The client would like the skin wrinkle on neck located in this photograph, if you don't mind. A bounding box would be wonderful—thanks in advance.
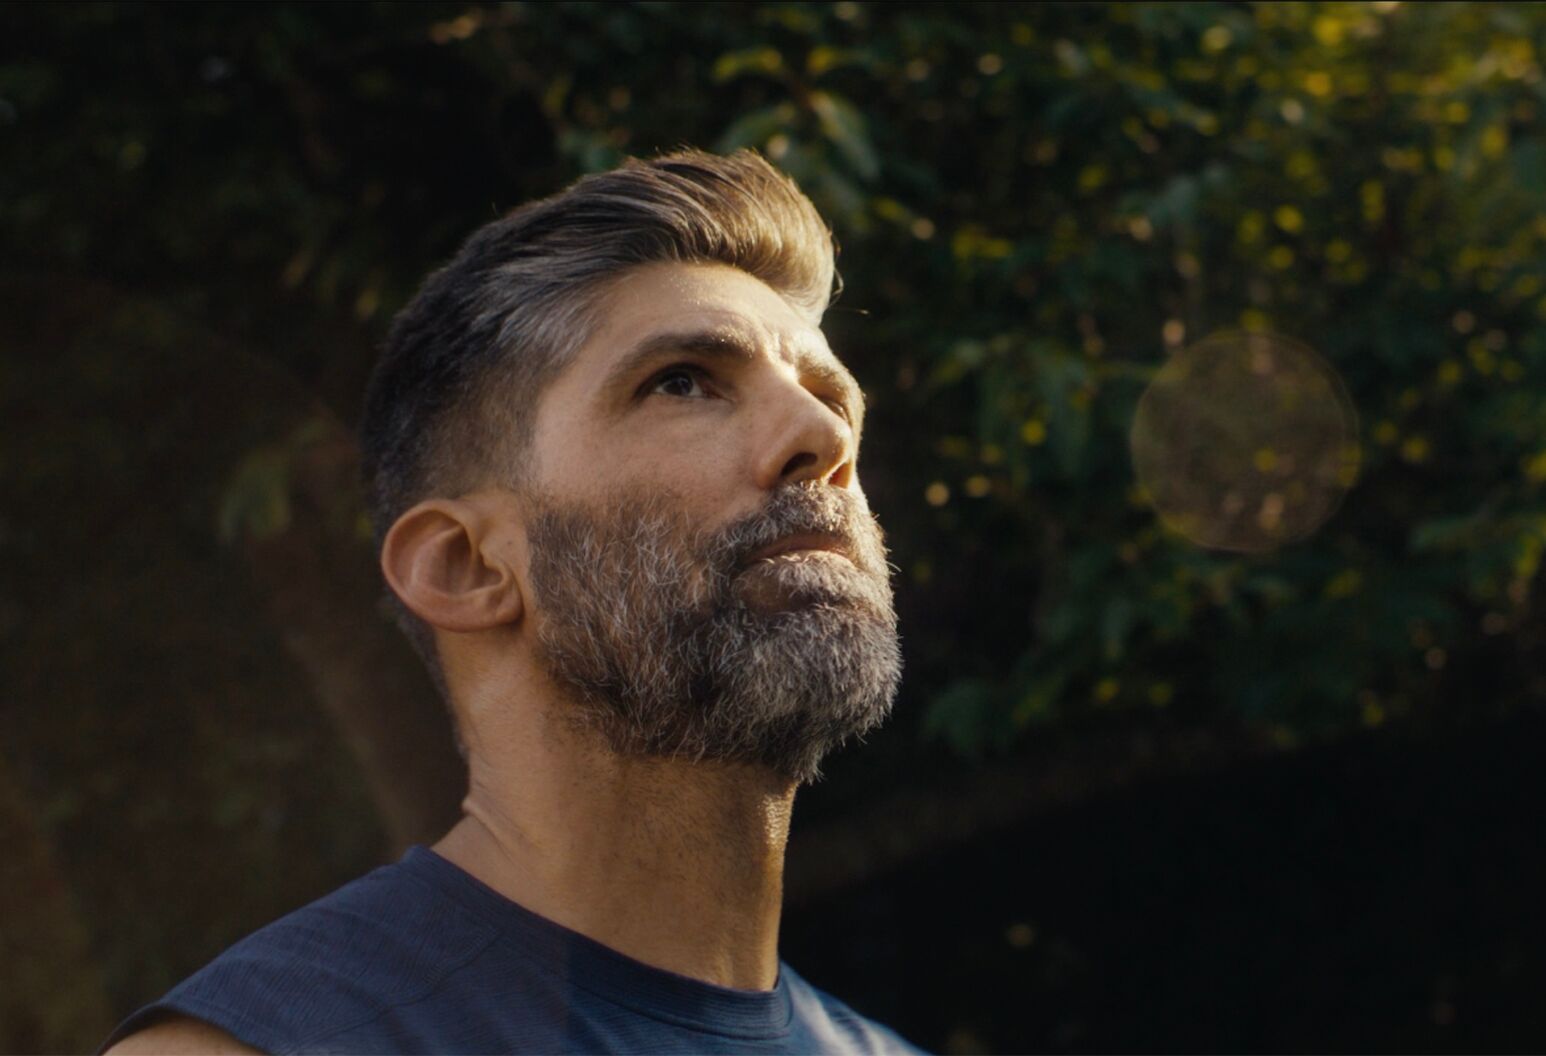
[443,707,793,991]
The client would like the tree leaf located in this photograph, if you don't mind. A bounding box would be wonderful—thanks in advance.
[808,90,880,181]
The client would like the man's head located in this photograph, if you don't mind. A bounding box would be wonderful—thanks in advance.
[360,150,900,784]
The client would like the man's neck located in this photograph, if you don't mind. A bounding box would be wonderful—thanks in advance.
[433,711,795,992]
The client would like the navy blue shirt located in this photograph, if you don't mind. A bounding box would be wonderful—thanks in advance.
[103,846,922,1054]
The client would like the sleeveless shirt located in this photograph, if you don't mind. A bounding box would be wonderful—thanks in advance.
[101,846,922,1054]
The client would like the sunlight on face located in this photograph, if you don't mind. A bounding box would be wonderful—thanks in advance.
[528,262,867,523]
[518,262,899,783]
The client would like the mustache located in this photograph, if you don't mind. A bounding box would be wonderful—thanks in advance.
[704,485,888,578]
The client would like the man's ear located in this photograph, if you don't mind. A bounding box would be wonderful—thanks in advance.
[380,497,524,632]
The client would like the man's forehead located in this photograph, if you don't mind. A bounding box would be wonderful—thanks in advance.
[578,262,850,379]
[633,313,837,370]
[602,262,824,339]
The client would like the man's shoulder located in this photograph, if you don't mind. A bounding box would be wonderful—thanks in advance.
[101,852,505,1053]
[782,965,928,1055]
[103,1014,262,1055]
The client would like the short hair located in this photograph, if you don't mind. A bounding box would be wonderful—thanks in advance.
[359,148,839,704]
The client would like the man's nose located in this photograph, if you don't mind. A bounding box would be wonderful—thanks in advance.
[754,380,855,491]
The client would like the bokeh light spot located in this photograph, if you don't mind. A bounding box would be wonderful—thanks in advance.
[1005,922,1037,949]
[1130,331,1360,553]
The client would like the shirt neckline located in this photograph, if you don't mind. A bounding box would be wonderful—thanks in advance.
[398,844,795,1040]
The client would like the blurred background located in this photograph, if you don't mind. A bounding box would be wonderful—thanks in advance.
[5,2,1546,1052]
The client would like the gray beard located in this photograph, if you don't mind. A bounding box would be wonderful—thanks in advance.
[525,483,902,785]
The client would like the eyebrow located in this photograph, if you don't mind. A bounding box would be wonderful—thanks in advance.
[601,328,867,426]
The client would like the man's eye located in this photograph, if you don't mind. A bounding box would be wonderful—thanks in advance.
[822,396,851,422]
[649,367,709,399]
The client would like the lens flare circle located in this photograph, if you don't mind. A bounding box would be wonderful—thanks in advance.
[1129,330,1360,553]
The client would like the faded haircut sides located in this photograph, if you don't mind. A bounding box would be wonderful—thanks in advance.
[358,148,840,709]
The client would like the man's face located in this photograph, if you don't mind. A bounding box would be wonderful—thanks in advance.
[519,262,901,783]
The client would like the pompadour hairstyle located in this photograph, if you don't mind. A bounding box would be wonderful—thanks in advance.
[358,148,840,704]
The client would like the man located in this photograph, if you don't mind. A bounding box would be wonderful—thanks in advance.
[103,149,915,1054]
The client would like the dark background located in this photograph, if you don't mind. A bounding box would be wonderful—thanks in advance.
[4,3,1546,1052]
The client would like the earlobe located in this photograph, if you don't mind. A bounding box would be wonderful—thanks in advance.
[380,499,524,632]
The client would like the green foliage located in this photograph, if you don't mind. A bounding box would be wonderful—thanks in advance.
[216,417,335,543]
[6,0,1546,763]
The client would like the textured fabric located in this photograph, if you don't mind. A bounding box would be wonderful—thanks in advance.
[101,846,923,1054]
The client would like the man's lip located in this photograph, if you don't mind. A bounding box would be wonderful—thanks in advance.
[742,532,852,567]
